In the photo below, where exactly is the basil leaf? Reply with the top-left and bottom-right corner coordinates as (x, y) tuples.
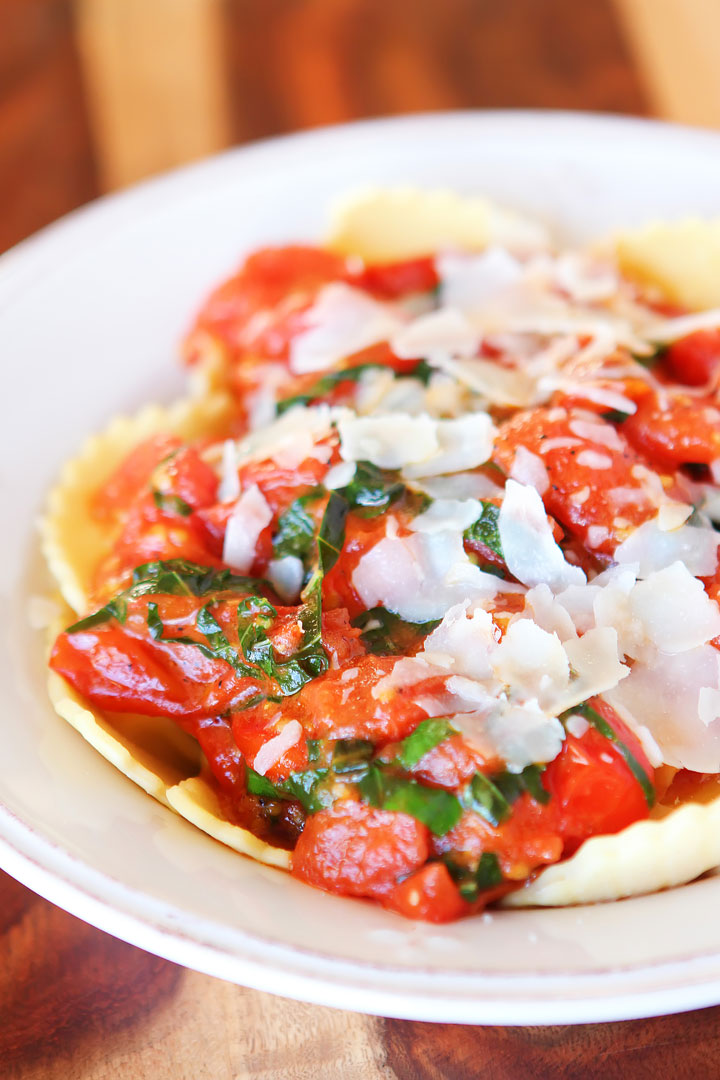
(461, 772), (511, 828)
(560, 701), (655, 808)
(332, 739), (374, 780)
(339, 461), (404, 518)
(130, 559), (264, 600)
(146, 601), (164, 641)
(358, 766), (462, 836)
(276, 363), (388, 414)
(395, 718), (456, 769)
(491, 764), (551, 806)
(276, 359), (434, 414)
(272, 499), (317, 560)
(318, 491), (348, 573)
(152, 491), (193, 516)
(444, 852), (503, 901)
(196, 605), (255, 676)
(464, 501), (503, 558)
(351, 607), (439, 656)
(65, 596), (128, 633)
(600, 408), (632, 424)
(307, 739), (322, 763)
(245, 764), (329, 813)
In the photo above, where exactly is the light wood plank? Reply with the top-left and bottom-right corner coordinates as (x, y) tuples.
(613, 0), (720, 127)
(73, 0), (231, 190)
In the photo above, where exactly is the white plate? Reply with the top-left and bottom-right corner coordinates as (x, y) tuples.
(4, 111), (720, 1025)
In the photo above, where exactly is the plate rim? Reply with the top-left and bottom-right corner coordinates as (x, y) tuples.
(7, 108), (720, 1024)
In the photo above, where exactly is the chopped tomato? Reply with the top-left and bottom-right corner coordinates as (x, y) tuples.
(349, 256), (439, 299)
(231, 710), (309, 783)
(93, 433), (181, 518)
(663, 329), (720, 387)
(543, 699), (654, 854)
(493, 406), (660, 555)
(384, 861), (468, 922)
(622, 390), (720, 468)
(292, 799), (429, 900)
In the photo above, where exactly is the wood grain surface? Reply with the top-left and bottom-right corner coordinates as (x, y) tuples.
(3, 0), (717, 1076)
(4, 867), (720, 1080)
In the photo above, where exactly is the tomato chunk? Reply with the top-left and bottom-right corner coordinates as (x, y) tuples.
(623, 390), (720, 468)
(292, 799), (429, 899)
(384, 862), (468, 922)
(663, 329), (720, 387)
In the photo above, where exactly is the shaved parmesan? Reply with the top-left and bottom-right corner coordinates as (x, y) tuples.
(509, 446), (549, 494)
(402, 413), (496, 478)
(498, 480), (586, 591)
(492, 621), (569, 709)
(409, 498), (481, 535)
(267, 556), (304, 602)
(351, 529), (500, 623)
(615, 517), (719, 577)
(222, 485), (273, 573)
(253, 720), (303, 776)
(391, 307), (478, 360)
(338, 412), (438, 468)
(454, 703), (565, 773)
(323, 461), (356, 489)
(217, 439), (240, 502)
(289, 283), (403, 374)
(630, 562), (720, 653)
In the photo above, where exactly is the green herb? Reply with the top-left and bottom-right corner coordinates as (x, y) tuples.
(195, 605), (256, 676)
(65, 597), (128, 633)
(332, 739), (374, 780)
(317, 491), (348, 573)
(443, 853), (503, 901)
(272, 499), (317, 560)
(245, 764), (330, 813)
(351, 607), (439, 656)
(460, 772), (511, 828)
(560, 702), (655, 808)
(130, 558), (264, 600)
(152, 491), (193, 516)
(395, 718), (456, 769)
(339, 461), (404, 518)
(358, 766), (462, 836)
(146, 601), (164, 640)
(600, 409), (632, 424)
(307, 739), (322, 764)
(464, 501), (503, 558)
(491, 764), (551, 806)
(276, 358), (434, 413)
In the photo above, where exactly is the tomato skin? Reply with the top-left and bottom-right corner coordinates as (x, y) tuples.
(92, 434), (181, 518)
(292, 799), (429, 900)
(623, 391), (720, 468)
(543, 700), (653, 855)
(384, 862), (468, 922)
(663, 329), (720, 387)
(349, 256), (439, 299)
(231, 711), (309, 783)
(285, 654), (443, 743)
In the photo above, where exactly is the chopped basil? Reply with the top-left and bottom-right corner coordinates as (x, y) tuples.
(339, 461), (404, 518)
(245, 764), (330, 813)
(65, 597), (128, 633)
(600, 408), (632, 424)
(395, 718), (456, 769)
(460, 772), (511, 828)
(317, 491), (348, 573)
(358, 765), (462, 836)
(306, 739), (322, 764)
(146, 601), (164, 641)
(491, 764), (551, 806)
(276, 363), (388, 414)
(152, 491), (193, 516)
(351, 607), (439, 656)
(276, 358), (434, 414)
(195, 605), (256, 676)
(130, 558), (264, 599)
(272, 498), (317, 560)
(464, 500), (503, 558)
(560, 701), (655, 808)
(443, 852), (503, 901)
(332, 739), (374, 780)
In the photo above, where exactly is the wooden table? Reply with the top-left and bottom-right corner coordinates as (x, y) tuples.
(4, 1), (720, 1075)
(4, 869), (720, 1078)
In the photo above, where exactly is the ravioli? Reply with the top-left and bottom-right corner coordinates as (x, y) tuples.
(41, 189), (720, 920)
